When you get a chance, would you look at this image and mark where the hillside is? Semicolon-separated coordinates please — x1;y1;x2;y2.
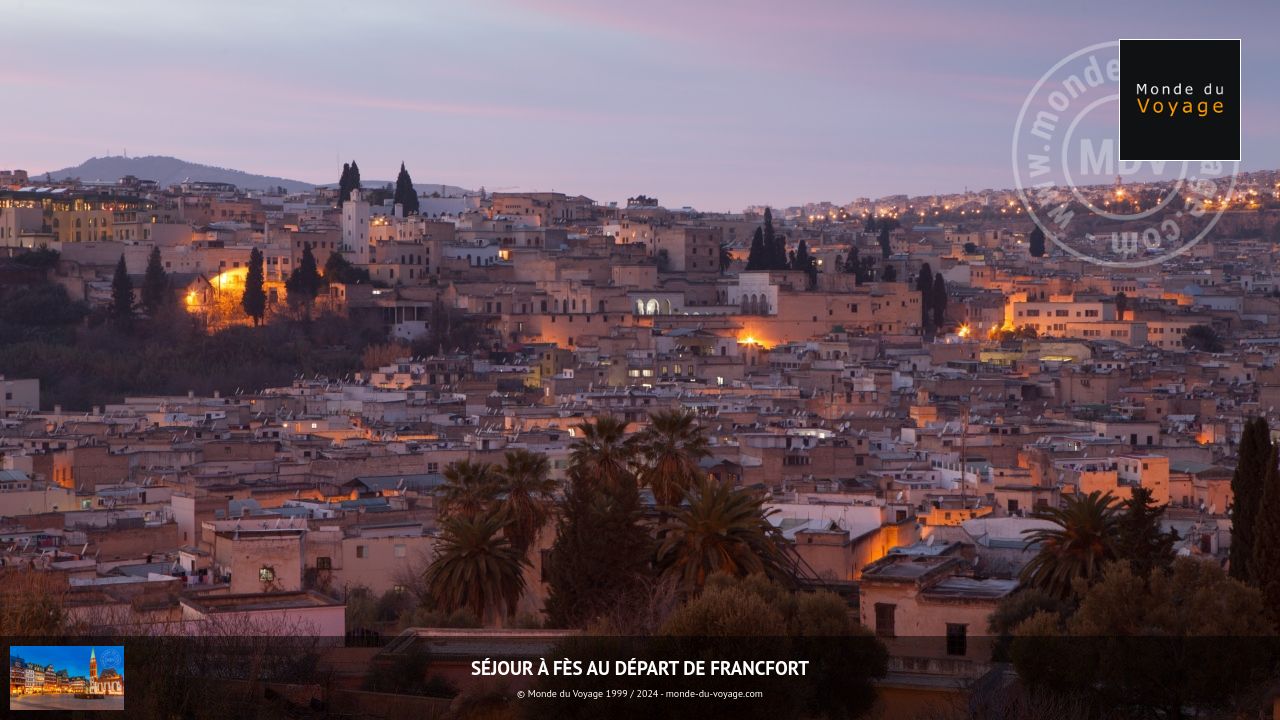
42;155;473;197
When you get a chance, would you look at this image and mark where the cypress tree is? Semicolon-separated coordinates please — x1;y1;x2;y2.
109;254;133;322
774;235;790;270
338;162;352;203
932;274;948;327
349;160;361;195
746;227;765;271
141;245;169;314
242;247;266;326
1231;417;1272;582
878;225;891;259
763;208;784;270
285;242;323;306
882;263;898;282
917;263;934;330
1254;443;1280;617
1029;226;1046;257
791;239;810;271
393;162;420;215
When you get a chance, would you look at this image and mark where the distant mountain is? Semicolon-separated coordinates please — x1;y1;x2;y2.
42;155;473;197
43;155;316;193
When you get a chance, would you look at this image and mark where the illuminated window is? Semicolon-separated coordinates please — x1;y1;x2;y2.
259;566;275;582
394;544;406;558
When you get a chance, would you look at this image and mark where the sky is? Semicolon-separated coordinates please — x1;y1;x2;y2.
9;645;123;680
3;0;1277;210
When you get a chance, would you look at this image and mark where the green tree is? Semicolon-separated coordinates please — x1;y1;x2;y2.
393;162;420;215
1115;291;1128;317
658;574;888;720
656;478;790;593
916;263;934;329
1114;486;1177;578
878;225;891;259
963;241;978;254
1231;416;1271;582
337;162;350;202
567;416;637;496
1020;491;1120;599
634;409;709;508
12;245;59;269
323;250;371;285
495;449;557;554
718;243;733;273
241;247;266;326
285;242;323;306
1252;443;1280;617
1011;560;1276;719
881;263;897;282
338;160;362;203
109;253;133;322
745;227;766;271
931;273;948;328
141;246;170;314
424;510;528;622
763;207;785;270
1183;324;1224;352
1029;225;1046;257
544;471;653;628
438;460;500;520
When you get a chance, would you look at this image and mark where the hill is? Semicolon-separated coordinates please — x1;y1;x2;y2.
43;155;315;192
43;156;473;196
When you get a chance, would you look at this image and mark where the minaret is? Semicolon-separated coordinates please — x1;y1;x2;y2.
89;648;97;684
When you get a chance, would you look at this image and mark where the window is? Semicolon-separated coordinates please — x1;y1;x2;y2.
259;566;275;583
394;544;406;558
316;556;332;570
874;603;896;638
356;545;366;559
946;623;968;656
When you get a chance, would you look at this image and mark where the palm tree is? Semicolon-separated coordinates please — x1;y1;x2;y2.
636;409;710;507
568;416;637;496
496;448;557;553
425;510;528;622
438;460;499;519
656;478;789;593
1020;490;1121;599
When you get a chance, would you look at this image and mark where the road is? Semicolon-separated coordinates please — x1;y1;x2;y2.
10;694;125;711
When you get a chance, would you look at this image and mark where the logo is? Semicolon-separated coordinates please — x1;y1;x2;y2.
1012;41;1240;267
1119;39;1241;161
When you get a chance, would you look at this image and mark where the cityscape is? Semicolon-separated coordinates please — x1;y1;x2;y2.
9;646;124;711
3;2;1280;719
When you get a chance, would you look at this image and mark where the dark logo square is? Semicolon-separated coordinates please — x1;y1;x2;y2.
1119;39;1240;161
